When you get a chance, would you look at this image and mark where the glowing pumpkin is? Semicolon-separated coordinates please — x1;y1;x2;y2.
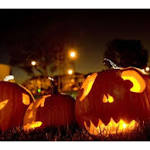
0;81;35;132
75;67;150;136
23;94;75;131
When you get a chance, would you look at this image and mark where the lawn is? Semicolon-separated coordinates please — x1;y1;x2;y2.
0;122;150;141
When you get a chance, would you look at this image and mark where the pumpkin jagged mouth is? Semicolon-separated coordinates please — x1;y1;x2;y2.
84;118;138;136
24;121;43;131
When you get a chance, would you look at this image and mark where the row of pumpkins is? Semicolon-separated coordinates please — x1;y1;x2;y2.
0;67;150;136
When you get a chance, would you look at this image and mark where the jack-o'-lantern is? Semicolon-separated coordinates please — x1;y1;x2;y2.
75;67;150;136
23;94;75;131
0;81;35;132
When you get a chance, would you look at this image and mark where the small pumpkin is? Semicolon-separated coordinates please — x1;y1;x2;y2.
75;67;150;136
0;81;35;132
23;94;75;131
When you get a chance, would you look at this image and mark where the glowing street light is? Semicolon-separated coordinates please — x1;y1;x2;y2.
67;69;74;75
31;60;37;66
70;51;76;58
145;66;150;72
68;49;77;59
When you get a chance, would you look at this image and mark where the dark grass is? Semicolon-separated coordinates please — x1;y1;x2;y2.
0;122;150;141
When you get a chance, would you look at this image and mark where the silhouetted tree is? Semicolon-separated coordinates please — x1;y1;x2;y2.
8;18;78;77
104;39;148;69
9;38;66;77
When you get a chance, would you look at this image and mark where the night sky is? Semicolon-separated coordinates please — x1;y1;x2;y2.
0;9;150;83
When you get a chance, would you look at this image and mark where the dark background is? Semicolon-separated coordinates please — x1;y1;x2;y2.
0;9;150;83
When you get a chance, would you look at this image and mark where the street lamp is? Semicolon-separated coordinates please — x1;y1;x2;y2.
31;60;37;66
67;69;74;75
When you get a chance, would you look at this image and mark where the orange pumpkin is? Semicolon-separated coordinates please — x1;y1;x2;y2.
75;67;150;136
0;81;35;132
23;94;75;131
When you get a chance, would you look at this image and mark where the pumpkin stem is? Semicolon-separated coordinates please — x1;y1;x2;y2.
50;77;58;94
103;58;120;69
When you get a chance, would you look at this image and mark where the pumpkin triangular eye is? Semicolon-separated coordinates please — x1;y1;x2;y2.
0;99;8;110
121;70;146;93
80;73;97;101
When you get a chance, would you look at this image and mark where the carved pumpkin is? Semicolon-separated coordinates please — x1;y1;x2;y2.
0;81;35;132
23;94;75;131
75;67;150;136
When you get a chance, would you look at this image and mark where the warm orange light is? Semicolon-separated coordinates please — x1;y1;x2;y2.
145;66;150;72
23;95;51;131
4;75;15;82
24;121;42;131
80;73;97;101
68;50;77;59
39;95;50;107
121;70;146;93
23;102;36;129
103;94;114;103
31;60;37;66
84;118;138;136
67;69;73;75
0;99;8;110
122;123;127;129
22;93;30;105
28;111;34;119
70;52;76;57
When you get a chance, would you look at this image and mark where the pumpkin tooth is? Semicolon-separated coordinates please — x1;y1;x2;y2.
107;118;118;134
84;121;100;135
98;119;105;134
89;121;100;135
84;121;90;131
109;118;117;126
128;120;138;130
84;118;139;136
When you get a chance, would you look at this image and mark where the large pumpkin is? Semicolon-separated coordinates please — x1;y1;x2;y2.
0;81;35;131
23;94;75;131
75;67;150;136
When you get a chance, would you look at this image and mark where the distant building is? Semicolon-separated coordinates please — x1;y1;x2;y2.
23;76;53;96
23;72;87;96
54;72;85;93
0;64;11;81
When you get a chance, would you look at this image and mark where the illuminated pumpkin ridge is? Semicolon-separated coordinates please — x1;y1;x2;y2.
75;67;150;136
